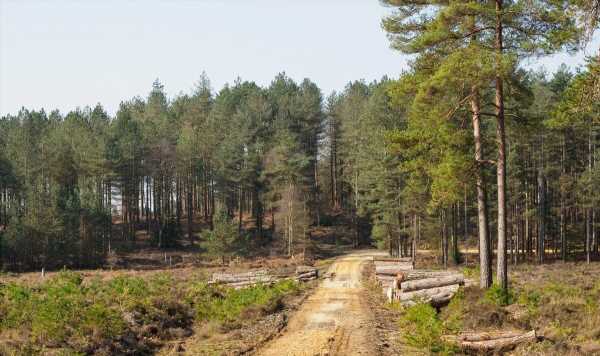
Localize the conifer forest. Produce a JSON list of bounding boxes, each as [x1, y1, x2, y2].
[[0, 1, 599, 355]]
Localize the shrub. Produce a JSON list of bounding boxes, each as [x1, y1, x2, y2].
[[398, 303, 456, 354], [80, 302, 126, 341], [518, 288, 541, 312], [484, 284, 515, 306], [0, 269, 303, 354], [202, 210, 238, 264], [189, 279, 300, 324], [442, 288, 464, 333], [461, 266, 479, 279]]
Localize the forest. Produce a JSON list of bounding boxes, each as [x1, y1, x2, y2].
[[0, 0, 599, 354], [0, 1, 600, 283]]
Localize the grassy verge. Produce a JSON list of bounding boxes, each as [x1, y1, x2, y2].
[[0, 270, 302, 355]]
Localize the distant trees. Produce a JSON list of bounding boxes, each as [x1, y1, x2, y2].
[[0, 72, 325, 270], [0, 4, 597, 275]]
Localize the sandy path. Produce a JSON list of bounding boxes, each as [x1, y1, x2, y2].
[[257, 251, 382, 356]]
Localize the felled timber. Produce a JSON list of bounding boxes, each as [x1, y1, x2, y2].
[[442, 330, 537, 351], [295, 265, 318, 281], [399, 274, 464, 292], [396, 270, 460, 282], [375, 264, 414, 276], [396, 284, 459, 306], [211, 270, 272, 285], [373, 257, 413, 263]]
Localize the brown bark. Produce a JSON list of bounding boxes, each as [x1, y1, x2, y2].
[[495, 0, 508, 290], [397, 284, 459, 305], [397, 270, 461, 281], [400, 274, 465, 292], [375, 264, 414, 276], [443, 330, 537, 352]]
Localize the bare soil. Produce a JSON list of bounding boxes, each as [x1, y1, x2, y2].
[[256, 251, 384, 356]]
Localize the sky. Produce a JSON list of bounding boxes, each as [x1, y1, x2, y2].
[[1, 0, 599, 116]]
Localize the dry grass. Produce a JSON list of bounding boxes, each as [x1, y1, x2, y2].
[[436, 261, 600, 355]]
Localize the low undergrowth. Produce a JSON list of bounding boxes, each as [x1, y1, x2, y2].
[[397, 302, 458, 355], [0, 270, 302, 355], [391, 262, 600, 355]]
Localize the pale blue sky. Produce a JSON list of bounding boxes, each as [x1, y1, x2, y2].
[[1, 0, 598, 116]]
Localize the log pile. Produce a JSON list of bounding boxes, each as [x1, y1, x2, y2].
[[442, 330, 537, 352], [210, 266, 319, 289], [393, 271, 464, 305], [295, 266, 318, 282], [373, 259, 464, 306], [211, 269, 274, 289], [373, 258, 414, 295]]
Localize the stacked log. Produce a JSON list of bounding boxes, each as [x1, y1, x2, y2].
[[372, 257, 464, 306], [399, 284, 459, 307], [396, 270, 459, 281], [211, 270, 273, 289], [400, 274, 464, 292], [296, 266, 318, 281], [210, 266, 319, 290], [442, 330, 537, 351], [392, 272, 464, 305], [373, 258, 414, 297]]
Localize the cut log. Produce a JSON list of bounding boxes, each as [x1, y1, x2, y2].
[[212, 269, 269, 283], [397, 284, 459, 305], [447, 331, 525, 342], [373, 257, 413, 262], [212, 276, 272, 284], [297, 270, 317, 278], [375, 265, 414, 276], [375, 274, 398, 281], [396, 270, 460, 281], [296, 265, 317, 274], [443, 330, 537, 351], [297, 274, 317, 281], [374, 261, 413, 268], [400, 274, 464, 292]]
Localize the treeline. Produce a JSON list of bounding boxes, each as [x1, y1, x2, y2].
[[0, 74, 323, 270]]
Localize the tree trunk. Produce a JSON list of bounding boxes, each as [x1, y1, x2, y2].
[[470, 88, 492, 288], [441, 210, 448, 269], [537, 169, 546, 264], [561, 132, 567, 261], [495, 0, 508, 290], [187, 170, 194, 244]]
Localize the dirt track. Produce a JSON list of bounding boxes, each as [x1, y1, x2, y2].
[[257, 251, 382, 356]]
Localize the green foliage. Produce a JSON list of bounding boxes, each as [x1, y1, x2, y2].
[[189, 279, 299, 324], [462, 266, 479, 279], [0, 269, 302, 353], [442, 288, 465, 333], [202, 210, 239, 262], [484, 284, 515, 306], [0, 271, 126, 348], [398, 303, 456, 354]]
